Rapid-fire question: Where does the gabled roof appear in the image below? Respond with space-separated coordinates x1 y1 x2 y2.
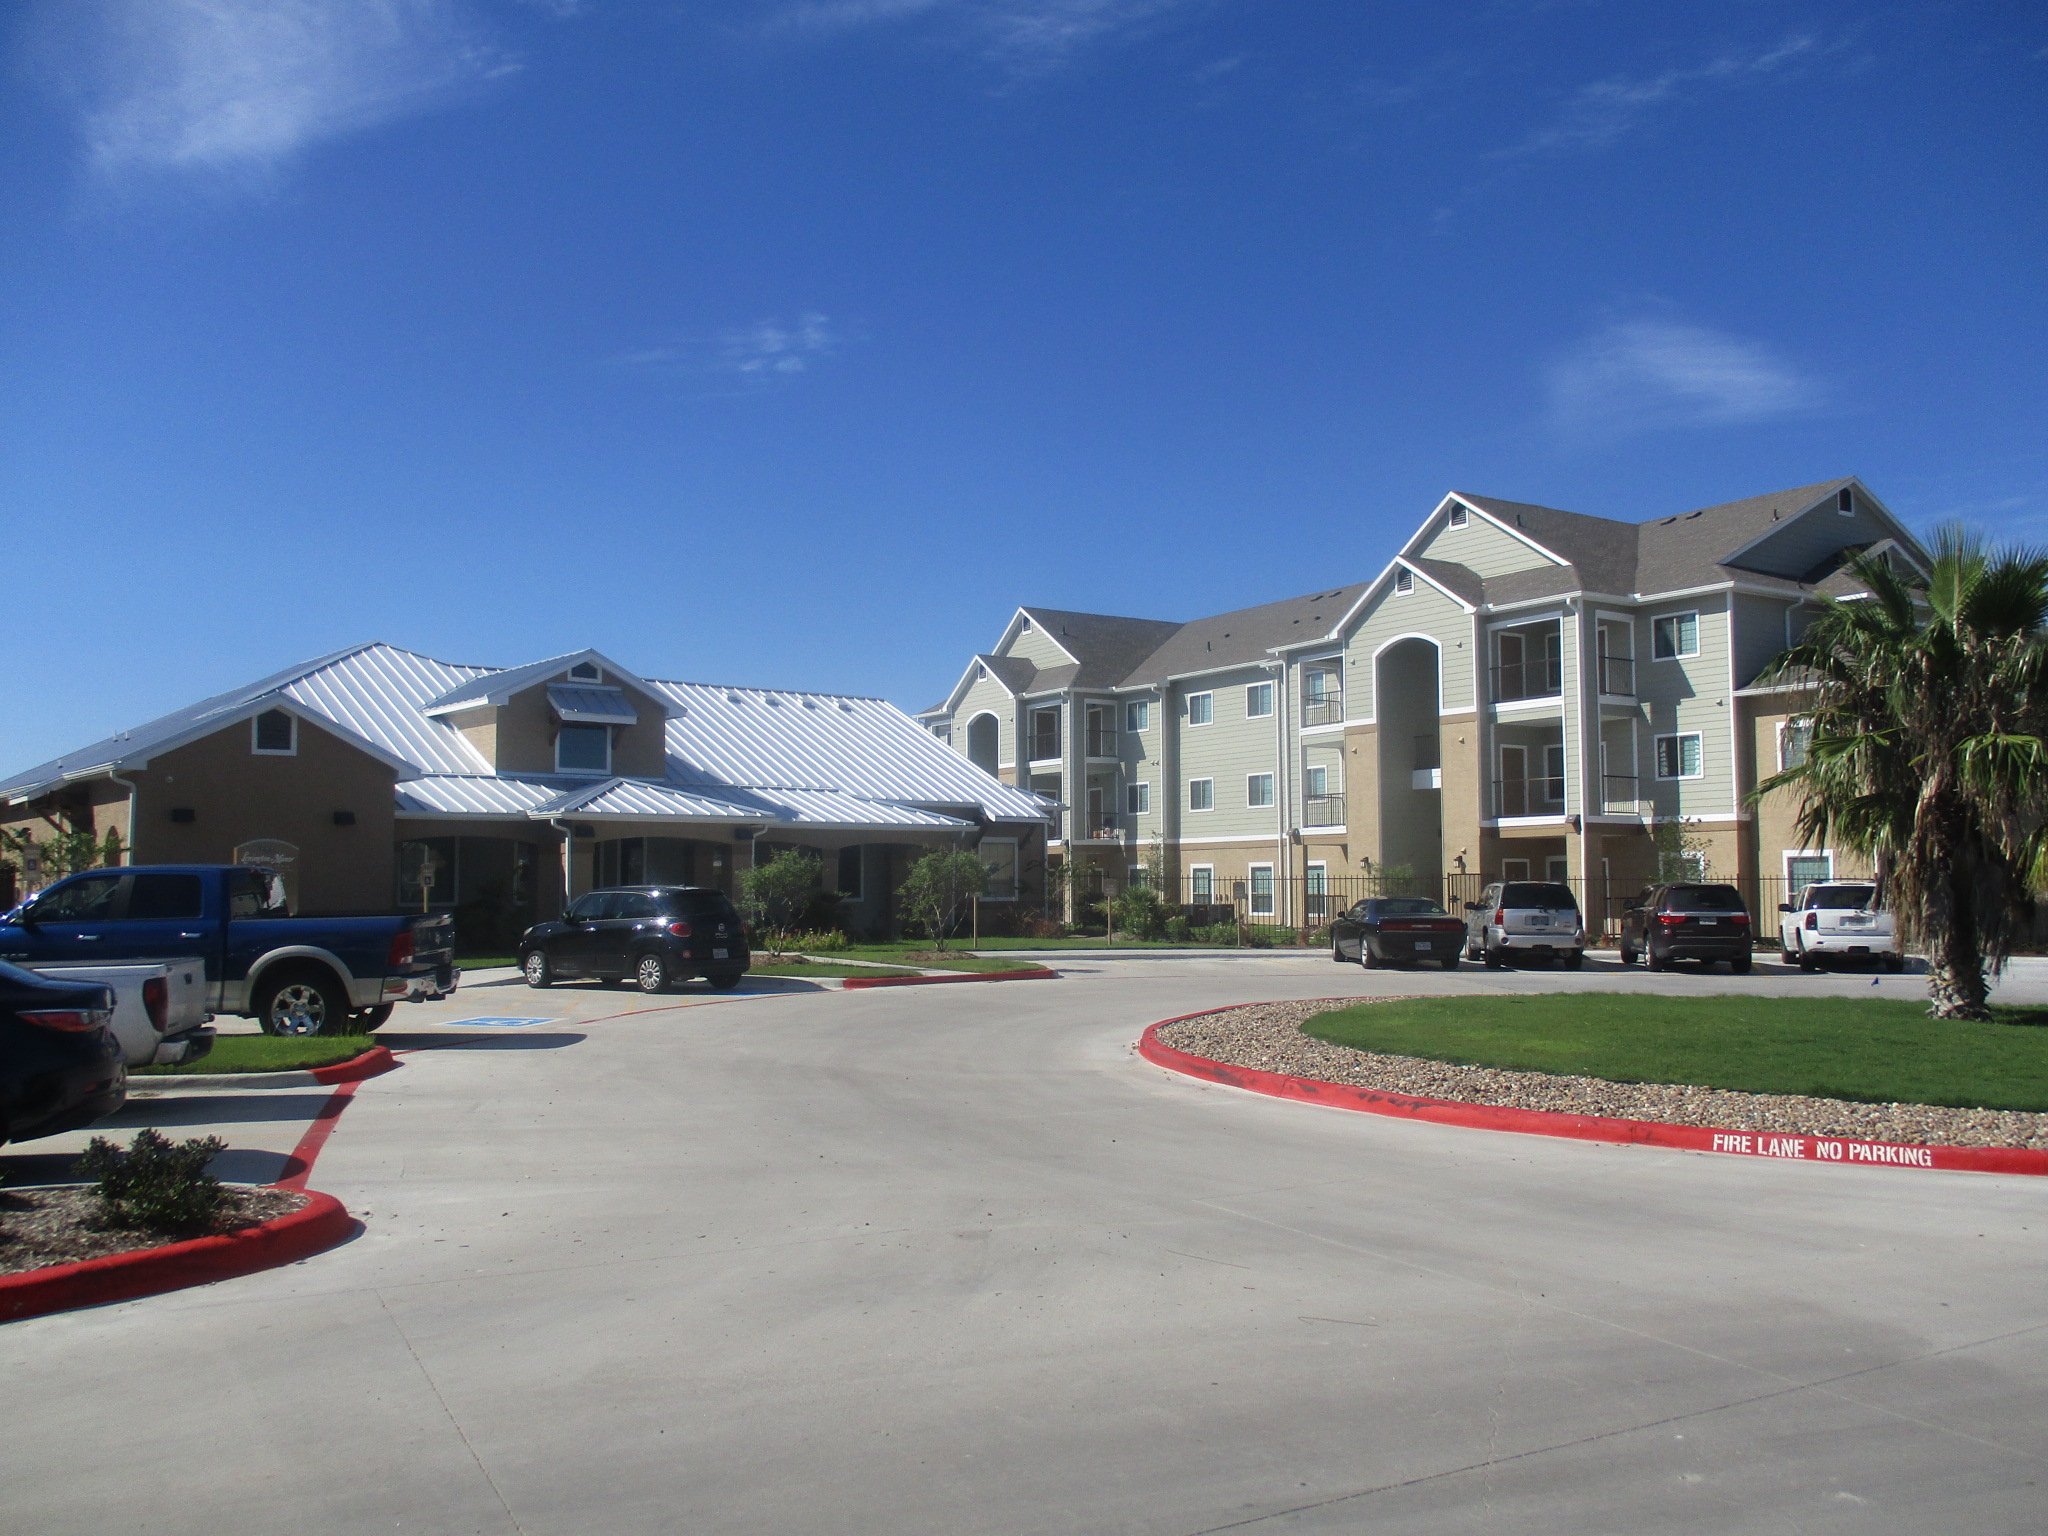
1449 493 1639 594
1125 584 1369 682
1636 477 1853 594
421 648 671 717
1015 607 1182 689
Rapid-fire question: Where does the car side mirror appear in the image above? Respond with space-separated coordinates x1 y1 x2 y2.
1777 903 1793 913
564 911 583 925
1463 902 1482 912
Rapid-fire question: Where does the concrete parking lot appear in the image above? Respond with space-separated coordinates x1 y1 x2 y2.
3 955 2044 1534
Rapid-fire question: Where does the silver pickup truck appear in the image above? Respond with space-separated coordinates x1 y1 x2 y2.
29 958 215 1067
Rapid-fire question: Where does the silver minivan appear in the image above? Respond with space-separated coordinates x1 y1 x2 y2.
1463 880 1585 968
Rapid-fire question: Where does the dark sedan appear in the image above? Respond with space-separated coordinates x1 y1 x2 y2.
1 958 125 1146
519 886 751 993
1330 897 1464 970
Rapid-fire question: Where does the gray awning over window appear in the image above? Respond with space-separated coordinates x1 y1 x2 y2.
547 684 639 725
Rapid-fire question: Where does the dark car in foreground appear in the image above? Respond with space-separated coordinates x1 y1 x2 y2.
1 959 125 1146
1330 897 1464 970
519 886 751 993
1618 883 1755 972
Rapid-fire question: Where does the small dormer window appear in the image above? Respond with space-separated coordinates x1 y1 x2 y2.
1394 568 1415 596
1448 506 1468 529
1836 487 1854 515
567 661 602 683
252 709 296 756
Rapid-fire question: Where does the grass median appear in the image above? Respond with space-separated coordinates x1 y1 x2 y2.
135 1035 374 1076
1301 994 2048 1112
833 946 1051 974
751 960 919 978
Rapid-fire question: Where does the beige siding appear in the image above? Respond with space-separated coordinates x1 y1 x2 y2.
1120 693 1164 840
1638 593 1736 818
1415 508 1563 579
1004 621 1076 671
1343 580 1474 718
954 671 1018 767
1174 667 1283 840
1731 593 1797 688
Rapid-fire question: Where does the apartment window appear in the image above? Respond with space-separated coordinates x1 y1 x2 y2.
1304 764 1328 798
1249 864 1275 917
1779 717 1813 771
1127 864 1150 890
1188 778 1214 812
1246 682 1274 719
252 709 296 756
981 838 1018 901
1247 773 1275 808
1125 700 1150 732
1188 865 1214 903
1028 706 1061 762
1786 851 1834 888
1306 863 1329 923
1188 692 1213 726
1652 612 1700 660
1394 568 1415 595
556 724 611 775
1126 782 1150 815
1655 733 1703 780
1448 505 1469 528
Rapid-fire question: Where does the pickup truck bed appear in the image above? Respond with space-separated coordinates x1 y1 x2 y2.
31 959 215 1067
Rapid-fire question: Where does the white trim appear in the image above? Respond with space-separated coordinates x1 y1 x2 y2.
421 649 665 718
1650 610 1701 661
1327 539 1480 639
1775 715 1814 773
1187 777 1215 812
1782 848 1835 885
1246 772 1275 809
1126 781 1151 815
1245 681 1275 719
554 723 613 777
1176 833 1297 845
1003 609 1081 667
251 708 298 757
963 710 1004 774
1654 732 1704 781
1369 632 1447 717
1124 699 1150 733
1186 863 1216 902
1393 568 1415 596
1447 505 1468 528
1186 691 1214 726
1247 862 1276 917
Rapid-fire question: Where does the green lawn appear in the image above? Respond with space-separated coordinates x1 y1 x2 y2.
1301 995 2048 1112
833 945 1052 973
752 960 919 978
953 936 1232 950
134 1035 374 1076
456 954 518 970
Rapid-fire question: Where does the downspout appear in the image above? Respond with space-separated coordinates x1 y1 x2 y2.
1271 659 1290 928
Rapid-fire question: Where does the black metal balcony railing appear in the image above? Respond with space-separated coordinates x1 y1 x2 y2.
1302 694 1343 727
1601 773 1641 812
1302 793 1346 828
1085 728 1118 758
1028 730 1060 762
1490 658 1563 703
1598 652 1636 696
1493 776 1566 818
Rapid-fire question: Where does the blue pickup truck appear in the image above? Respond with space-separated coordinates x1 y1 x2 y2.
0 865 457 1036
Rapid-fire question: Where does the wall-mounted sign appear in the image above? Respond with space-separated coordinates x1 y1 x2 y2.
235 838 299 868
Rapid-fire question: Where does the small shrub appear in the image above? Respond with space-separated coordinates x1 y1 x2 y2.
1111 883 1169 940
783 928 849 953
1192 921 1240 945
79 1129 228 1235
1163 914 1191 942
1019 911 1068 939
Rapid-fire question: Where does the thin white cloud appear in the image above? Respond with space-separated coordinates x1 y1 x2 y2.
769 0 1197 74
48 0 515 182
1547 317 1821 435
1499 35 1822 158
614 314 847 388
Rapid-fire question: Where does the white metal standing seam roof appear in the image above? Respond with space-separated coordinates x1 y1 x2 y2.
283 645 494 776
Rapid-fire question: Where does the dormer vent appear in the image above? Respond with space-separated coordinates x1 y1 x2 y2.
567 661 601 683
1837 487 1854 514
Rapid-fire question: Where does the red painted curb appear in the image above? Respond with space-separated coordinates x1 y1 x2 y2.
840 967 1057 990
309 1045 399 1084
1139 1015 2048 1178
0 1190 355 1323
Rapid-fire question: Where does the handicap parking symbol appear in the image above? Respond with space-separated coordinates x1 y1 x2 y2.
442 1015 556 1028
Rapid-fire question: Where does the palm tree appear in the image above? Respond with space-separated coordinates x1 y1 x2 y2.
1755 527 2048 1020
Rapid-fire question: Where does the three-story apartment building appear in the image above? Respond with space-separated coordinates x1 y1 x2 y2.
922 477 1927 933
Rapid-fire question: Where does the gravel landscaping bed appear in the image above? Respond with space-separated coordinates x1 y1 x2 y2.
1157 1000 2048 1150
0 1187 306 1275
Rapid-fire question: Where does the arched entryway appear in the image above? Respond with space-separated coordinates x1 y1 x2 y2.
966 713 1000 775
1374 637 1444 887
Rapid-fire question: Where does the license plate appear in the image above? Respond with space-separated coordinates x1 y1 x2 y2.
1525 916 1551 929
712 948 728 959
1843 915 1871 927
1698 918 1719 926
1414 941 1432 952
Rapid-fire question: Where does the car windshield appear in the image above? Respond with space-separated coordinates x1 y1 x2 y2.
1378 897 1447 916
1808 884 1877 910
1667 885 1745 911
1502 883 1577 909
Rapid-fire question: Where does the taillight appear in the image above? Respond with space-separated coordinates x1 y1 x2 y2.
1656 913 1684 928
667 920 693 939
1493 908 1506 925
143 975 169 1034
1729 912 1750 928
1805 911 1818 930
21 1008 111 1034
388 930 415 969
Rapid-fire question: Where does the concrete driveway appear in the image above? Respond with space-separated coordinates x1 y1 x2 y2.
2 957 2043 1534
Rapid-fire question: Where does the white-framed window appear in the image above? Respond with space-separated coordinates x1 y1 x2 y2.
1778 716 1813 771
1246 681 1274 719
567 661 602 683
1546 856 1568 883
1785 850 1834 889
251 708 297 756
1249 864 1275 917
1448 505 1469 528
556 724 611 775
1502 858 1531 880
1394 568 1415 596
1655 733 1703 780
981 838 1018 901
1188 865 1214 904
1188 691 1213 726
1188 778 1214 812
1304 764 1328 798
1028 706 1061 761
1126 781 1150 815
1247 773 1274 808
1125 700 1150 732
1127 863 1150 890
1652 611 1700 660
1306 862 1329 922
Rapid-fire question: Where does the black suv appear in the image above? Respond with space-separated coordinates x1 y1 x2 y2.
519 887 751 993
1618 883 1754 972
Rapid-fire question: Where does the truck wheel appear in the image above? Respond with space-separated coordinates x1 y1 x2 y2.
635 953 671 993
1483 942 1505 969
348 1004 395 1032
1647 946 1671 973
256 969 349 1036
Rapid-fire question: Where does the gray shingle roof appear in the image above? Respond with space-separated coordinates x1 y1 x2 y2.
1450 494 1640 594
1123 583 1370 682
1635 477 1851 594
1017 608 1183 689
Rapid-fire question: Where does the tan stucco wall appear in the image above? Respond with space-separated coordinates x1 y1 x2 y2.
485 676 669 778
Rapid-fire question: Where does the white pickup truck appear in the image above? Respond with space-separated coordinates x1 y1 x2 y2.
29 958 215 1067
1778 882 1905 972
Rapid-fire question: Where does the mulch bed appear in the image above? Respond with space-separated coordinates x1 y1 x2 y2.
0 1186 306 1275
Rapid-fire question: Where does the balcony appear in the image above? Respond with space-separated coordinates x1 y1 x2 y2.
1601 774 1642 813
1027 728 1061 763
1082 810 1123 840
1084 725 1118 759
1490 658 1563 703
1302 693 1344 727
1493 776 1566 818
1302 793 1346 828
1598 652 1635 697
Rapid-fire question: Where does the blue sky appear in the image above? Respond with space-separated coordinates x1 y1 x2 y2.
3 1 2044 767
